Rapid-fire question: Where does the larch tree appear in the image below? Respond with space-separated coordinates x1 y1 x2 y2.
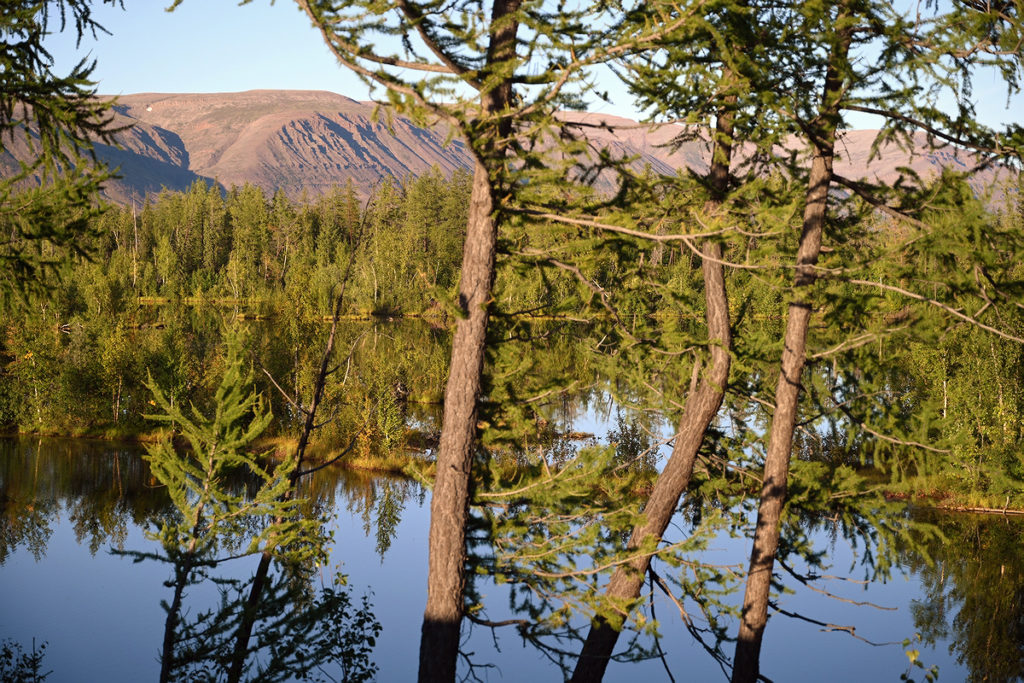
729 0 1024 680
284 0 614 678
0 0 124 306
569 0 764 675
481 0 1024 677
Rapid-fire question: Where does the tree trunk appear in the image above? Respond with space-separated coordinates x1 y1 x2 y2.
572 241 731 682
571 100 736 683
418 161 498 682
417 0 519 677
730 21 850 682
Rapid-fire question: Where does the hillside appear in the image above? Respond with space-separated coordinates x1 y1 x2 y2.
2 90 1011 203
105 90 473 202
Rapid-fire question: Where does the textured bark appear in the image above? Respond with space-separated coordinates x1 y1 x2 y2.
418 5 520 677
571 103 735 683
418 161 498 681
730 22 850 683
572 242 731 682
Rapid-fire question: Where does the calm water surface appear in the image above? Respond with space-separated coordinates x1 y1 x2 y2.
2 436 1021 681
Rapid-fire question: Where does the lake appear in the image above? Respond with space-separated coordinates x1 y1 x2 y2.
3 435 1022 681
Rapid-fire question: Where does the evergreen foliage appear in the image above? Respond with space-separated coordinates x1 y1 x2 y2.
132 330 381 682
0 0 123 307
142 330 319 562
0 638 49 683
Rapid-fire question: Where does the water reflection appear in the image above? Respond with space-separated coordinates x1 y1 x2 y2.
4 436 1024 681
0 438 168 562
0 437 411 681
909 511 1024 683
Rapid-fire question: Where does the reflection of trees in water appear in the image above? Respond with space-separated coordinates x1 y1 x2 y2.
468 445 947 680
0 433 413 681
0 435 428 567
303 467 426 559
0 437 170 562
134 553 380 683
467 440 741 677
0 501 52 564
126 337 384 683
0 638 49 681
15 378 1024 682
909 513 1024 683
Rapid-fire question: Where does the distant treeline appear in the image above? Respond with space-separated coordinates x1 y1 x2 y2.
85 168 469 316
65 166 708 319
4 170 1024 508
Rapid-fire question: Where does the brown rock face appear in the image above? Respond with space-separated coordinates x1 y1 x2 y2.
108 90 473 201
2 90 1009 204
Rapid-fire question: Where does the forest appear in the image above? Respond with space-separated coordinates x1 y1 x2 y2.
3 170 1024 498
2 0 1024 681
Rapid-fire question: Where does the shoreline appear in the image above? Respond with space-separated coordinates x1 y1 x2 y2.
5 431 1024 515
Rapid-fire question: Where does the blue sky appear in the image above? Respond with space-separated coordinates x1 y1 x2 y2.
47 2 368 98
45 0 641 118
46 1 1021 130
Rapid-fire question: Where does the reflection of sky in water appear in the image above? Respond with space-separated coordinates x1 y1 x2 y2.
0 437 1001 681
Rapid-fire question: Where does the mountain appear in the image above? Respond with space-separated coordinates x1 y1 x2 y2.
102 90 474 202
562 112 1012 199
0 114 212 204
1 90 1012 204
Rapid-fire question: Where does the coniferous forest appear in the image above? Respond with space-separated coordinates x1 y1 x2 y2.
3 0 1024 682
5 172 1024 503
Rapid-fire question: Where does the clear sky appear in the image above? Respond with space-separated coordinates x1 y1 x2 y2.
47 2 372 98
45 1 1021 130
44 0 641 118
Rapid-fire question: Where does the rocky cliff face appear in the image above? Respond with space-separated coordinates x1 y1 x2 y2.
3 90 1009 204
104 90 473 201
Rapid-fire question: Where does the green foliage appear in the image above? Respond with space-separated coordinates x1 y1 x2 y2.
0 0 125 308
908 512 1024 683
471 443 737 656
152 568 381 683
143 330 320 562
131 330 383 682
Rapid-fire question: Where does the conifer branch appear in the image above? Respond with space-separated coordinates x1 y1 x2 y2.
845 105 1019 156
476 451 594 499
545 257 643 344
294 436 359 477
846 277 1024 343
393 0 482 85
526 538 694 579
810 326 911 360
293 1 453 122
261 367 308 416
833 402 952 454
831 172 961 232
648 567 732 679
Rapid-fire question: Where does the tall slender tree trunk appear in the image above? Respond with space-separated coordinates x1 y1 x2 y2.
419 3 520 679
571 100 736 683
730 21 850 683
418 161 498 681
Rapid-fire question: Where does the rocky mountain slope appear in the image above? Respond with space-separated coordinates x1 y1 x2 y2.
3 90 1010 204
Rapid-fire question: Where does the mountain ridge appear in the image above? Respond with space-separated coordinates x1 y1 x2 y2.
3 89 1009 205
